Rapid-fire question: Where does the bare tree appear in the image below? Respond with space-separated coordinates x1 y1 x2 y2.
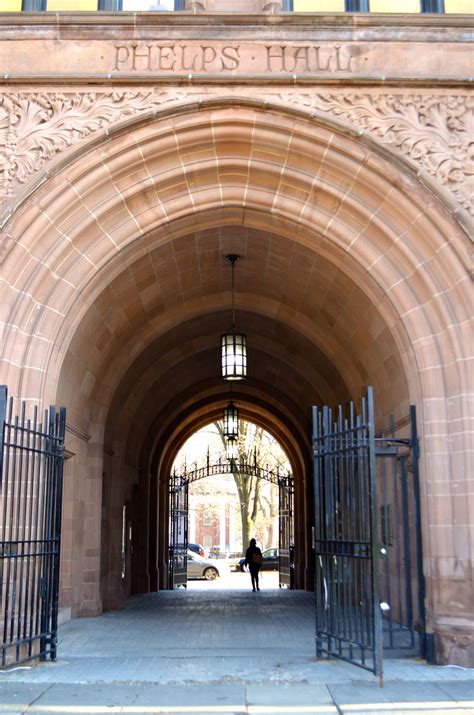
215 420 286 551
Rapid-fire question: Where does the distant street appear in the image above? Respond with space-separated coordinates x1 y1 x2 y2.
187 564 280 590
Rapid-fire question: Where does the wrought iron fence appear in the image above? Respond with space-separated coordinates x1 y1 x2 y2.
0 387 66 667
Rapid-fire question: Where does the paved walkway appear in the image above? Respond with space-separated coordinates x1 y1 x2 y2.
0 590 472 714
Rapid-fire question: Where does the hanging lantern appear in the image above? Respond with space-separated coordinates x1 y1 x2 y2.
223 401 239 440
226 437 238 461
221 332 247 381
221 254 247 381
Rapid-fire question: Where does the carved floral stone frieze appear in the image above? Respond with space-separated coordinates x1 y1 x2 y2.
279 92 473 215
0 90 186 205
0 90 472 216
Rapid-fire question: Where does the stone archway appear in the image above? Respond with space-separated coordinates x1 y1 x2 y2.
0 100 470 661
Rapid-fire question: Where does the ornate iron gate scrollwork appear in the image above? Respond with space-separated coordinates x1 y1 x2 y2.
0 386 66 668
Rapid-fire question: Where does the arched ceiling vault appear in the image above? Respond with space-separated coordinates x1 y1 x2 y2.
60 226 406 453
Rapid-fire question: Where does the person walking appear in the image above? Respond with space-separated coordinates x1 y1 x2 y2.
245 538 263 592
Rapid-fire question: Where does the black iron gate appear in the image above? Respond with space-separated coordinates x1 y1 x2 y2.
0 386 66 668
312 388 426 682
168 474 188 588
376 406 427 660
312 387 382 678
278 475 294 588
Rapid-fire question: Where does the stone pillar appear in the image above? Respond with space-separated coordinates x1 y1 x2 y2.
158 478 169 590
148 470 159 592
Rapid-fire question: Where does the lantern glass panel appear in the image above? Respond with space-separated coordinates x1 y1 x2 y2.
223 402 239 439
226 438 238 460
221 332 247 380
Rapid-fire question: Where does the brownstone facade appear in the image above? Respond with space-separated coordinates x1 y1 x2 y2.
0 7 472 666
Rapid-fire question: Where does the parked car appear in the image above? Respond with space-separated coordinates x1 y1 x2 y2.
233 548 279 572
187 550 220 580
188 542 205 557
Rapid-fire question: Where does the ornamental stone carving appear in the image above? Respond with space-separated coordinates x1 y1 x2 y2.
279 92 473 216
0 91 186 206
0 90 471 216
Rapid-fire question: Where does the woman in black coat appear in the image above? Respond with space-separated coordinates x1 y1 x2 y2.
245 538 263 592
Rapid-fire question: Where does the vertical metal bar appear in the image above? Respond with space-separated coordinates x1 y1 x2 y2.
410 406 427 658
168 478 173 588
50 407 66 661
0 388 8 666
37 409 51 658
29 406 42 658
278 477 281 586
367 387 383 683
32 411 44 646
380 440 393 647
356 409 365 659
392 444 404 633
43 407 58 656
3 406 20 659
324 406 333 656
312 405 322 658
400 456 414 639
0 386 7 487
20 418 33 652
12 402 27 661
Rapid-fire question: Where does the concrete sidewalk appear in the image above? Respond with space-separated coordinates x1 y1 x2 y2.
0 590 472 715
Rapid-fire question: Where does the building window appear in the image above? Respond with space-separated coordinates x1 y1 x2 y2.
203 511 212 526
421 0 445 10
291 0 473 11
345 1 370 10
17 0 182 10
21 0 46 9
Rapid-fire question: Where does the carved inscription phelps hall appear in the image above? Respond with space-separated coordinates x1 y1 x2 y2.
113 42 355 74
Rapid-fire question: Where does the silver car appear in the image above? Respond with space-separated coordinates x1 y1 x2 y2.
187 550 220 581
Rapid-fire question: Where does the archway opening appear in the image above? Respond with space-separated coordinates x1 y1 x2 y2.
169 420 293 592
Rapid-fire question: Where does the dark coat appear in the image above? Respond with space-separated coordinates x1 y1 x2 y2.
245 545 262 571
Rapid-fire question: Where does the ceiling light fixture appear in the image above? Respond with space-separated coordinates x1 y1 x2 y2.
221 255 247 381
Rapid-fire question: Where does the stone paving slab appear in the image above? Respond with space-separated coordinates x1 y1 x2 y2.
436 680 474 699
0 682 473 715
0 591 473 714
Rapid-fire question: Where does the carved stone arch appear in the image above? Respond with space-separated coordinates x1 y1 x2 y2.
0 99 469 450
1 92 471 231
0 100 470 649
